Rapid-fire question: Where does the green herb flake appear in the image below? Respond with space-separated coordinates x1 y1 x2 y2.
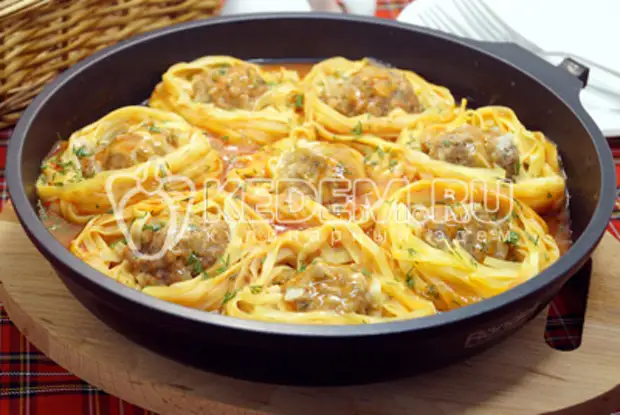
405 269 415 289
338 162 352 176
148 124 161 133
186 251 200 267
442 139 451 146
376 146 385 159
294 94 304 109
297 263 308 273
215 254 230 275
526 233 540 246
351 121 363 136
249 285 263 294
426 284 440 300
73 146 92 158
143 223 162 232
109 239 126 248
407 248 416 257
505 230 520 245
222 290 237 305
361 268 372 278
515 161 521 175
547 192 553 199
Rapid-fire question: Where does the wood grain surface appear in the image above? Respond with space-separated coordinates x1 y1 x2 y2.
0 218 619 415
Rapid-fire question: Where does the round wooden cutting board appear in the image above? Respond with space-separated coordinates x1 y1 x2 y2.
0 214 619 415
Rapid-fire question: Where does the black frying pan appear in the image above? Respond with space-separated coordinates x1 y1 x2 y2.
5 14 616 385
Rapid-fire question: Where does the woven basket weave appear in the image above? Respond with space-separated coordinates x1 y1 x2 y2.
0 0 221 129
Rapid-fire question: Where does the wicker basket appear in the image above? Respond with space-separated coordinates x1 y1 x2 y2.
0 0 221 129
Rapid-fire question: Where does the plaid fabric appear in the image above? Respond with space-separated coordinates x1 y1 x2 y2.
1 0 619 413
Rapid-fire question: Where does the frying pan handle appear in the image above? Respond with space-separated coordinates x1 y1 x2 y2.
557 57 590 88
466 40 591 95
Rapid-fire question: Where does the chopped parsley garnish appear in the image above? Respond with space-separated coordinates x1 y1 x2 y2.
147 124 161 133
220 135 229 142
55 160 75 173
442 139 451 146
215 254 230 275
338 162 352 176
376 146 386 159
505 230 520 245
222 290 237 305
73 146 92 158
389 159 398 171
526 232 540 246
294 94 304 109
407 248 416 257
109 239 126 248
547 192 553 199
297 263 308 273
351 121 363 136
249 285 263 294
143 223 162 232
515 161 521 175
405 268 415 288
426 284 440 300
186 252 203 274
361 268 372 278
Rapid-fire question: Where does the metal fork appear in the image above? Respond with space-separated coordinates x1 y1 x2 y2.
423 0 620 101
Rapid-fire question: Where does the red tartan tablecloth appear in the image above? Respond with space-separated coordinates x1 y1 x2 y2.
2 1 620 414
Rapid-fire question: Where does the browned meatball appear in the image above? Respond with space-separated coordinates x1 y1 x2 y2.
275 147 352 205
124 216 230 286
320 66 421 117
426 126 521 180
422 204 512 262
485 133 520 179
282 261 372 314
425 126 491 168
192 64 268 110
82 133 171 176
